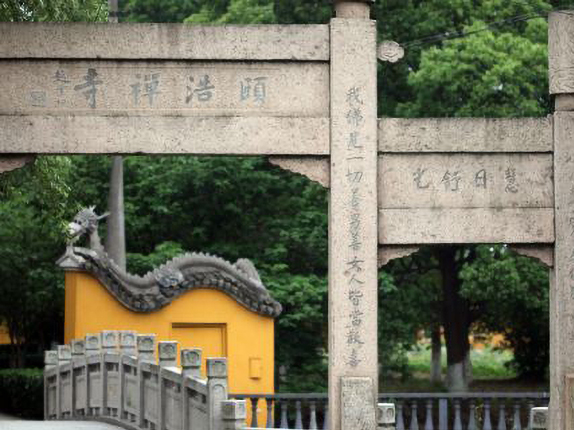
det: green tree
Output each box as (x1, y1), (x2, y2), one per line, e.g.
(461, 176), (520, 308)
(0, 157), (73, 367)
(0, 0), (107, 21)
(460, 246), (549, 378)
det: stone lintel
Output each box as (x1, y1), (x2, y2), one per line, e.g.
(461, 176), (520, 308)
(0, 23), (330, 61)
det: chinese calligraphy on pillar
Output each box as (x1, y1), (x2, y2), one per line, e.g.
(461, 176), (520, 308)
(344, 86), (367, 368)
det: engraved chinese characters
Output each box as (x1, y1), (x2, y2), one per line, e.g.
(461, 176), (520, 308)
(345, 86), (367, 369)
(0, 61), (327, 116)
(378, 153), (554, 245)
(380, 153), (553, 208)
(329, 18), (378, 430)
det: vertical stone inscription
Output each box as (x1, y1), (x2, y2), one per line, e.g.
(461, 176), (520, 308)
(329, 17), (378, 430)
(552, 112), (574, 430)
(341, 377), (377, 430)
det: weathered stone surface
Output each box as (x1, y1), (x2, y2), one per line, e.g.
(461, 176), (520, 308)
(555, 94), (574, 111)
(377, 152), (555, 245)
(377, 246), (420, 268)
(334, 1), (371, 19)
(329, 17), (378, 430)
(550, 112), (574, 430)
(377, 41), (404, 63)
(531, 407), (549, 430)
(0, 61), (327, 117)
(268, 156), (330, 187)
(509, 245), (554, 268)
(340, 377), (377, 430)
(549, 12), (574, 94)
(379, 153), (554, 209)
(0, 422), (125, 429)
(0, 155), (35, 174)
(0, 23), (329, 61)
(158, 341), (178, 367)
(101, 330), (119, 349)
(0, 116), (329, 155)
(379, 208), (554, 245)
(377, 403), (396, 430)
(378, 118), (552, 152)
(71, 340), (85, 356)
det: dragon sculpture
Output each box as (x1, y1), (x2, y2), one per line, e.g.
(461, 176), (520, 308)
(58, 207), (282, 317)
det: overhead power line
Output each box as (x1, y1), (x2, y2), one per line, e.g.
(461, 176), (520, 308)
(398, 2), (574, 49)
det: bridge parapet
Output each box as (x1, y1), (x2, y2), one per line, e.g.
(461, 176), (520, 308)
(44, 330), (246, 430)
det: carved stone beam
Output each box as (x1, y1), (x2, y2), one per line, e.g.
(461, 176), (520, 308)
(378, 246), (420, 268)
(268, 156), (330, 188)
(0, 155), (35, 174)
(509, 245), (554, 268)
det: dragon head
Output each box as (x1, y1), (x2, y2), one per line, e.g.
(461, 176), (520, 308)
(68, 206), (109, 245)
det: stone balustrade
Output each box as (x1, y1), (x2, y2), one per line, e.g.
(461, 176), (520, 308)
(44, 330), (247, 430)
(232, 393), (548, 430)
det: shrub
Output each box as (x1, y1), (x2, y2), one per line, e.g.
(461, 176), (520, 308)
(0, 368), (44, 419)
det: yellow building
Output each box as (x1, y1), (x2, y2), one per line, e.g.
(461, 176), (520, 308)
(0, 322), (10, 345)
(59, 220), (281, 425)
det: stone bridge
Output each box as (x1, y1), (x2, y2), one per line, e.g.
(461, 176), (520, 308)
(40, 330), (396, 430)
(43, 330), (246, 430)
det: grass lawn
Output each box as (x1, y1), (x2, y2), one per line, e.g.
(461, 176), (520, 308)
(380, 346), (548, 393)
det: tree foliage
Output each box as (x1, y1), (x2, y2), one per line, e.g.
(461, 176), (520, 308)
(0, 158), (74, 366)
(0, 0), (107, 21)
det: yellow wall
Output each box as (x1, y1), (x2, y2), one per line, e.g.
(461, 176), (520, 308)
(0, 323), (10, 345)
(65, 270), (274, 424)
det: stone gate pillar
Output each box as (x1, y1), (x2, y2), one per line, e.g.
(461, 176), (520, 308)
(329, 1), (378, 429)
(550, 11), (574, 430)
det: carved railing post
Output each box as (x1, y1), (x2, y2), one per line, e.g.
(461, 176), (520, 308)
(44, 350), (58, 420)
(531, 407), (548, 430)
(118, 331), (136, 421)
(71, 339), (85, 357)
(85, 333), (101, 356)
(120, 330), (137, 356)
(57, 345), (72, 419)
(207, 358), (229, 430)
(85, 334), (101, 416)
(222, 400), (247, 430)
(182, 348), (202, 378)
(135, 334), (156, 427)
(71, 339), (86, 417)
(158, 341), (178, 428)
(101, 330), (120, 417)
(137, 334), (156, 362)
(378, 403), (396, 430)
(159, 341), (178, 367)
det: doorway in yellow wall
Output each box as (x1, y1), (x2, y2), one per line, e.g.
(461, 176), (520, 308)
(171, 323), (227, 376)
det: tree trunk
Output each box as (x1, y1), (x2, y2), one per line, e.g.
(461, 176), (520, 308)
(463, 349), (473, 384)
(106, 156), (126, 270)
(430, 324), (442, 383)
(438, 247), (471, 392)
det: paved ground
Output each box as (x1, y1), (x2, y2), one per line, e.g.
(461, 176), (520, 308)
(0, 422), (124, 430)
(0, 413), (17, 421)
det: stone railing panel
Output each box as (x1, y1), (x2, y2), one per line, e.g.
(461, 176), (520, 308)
(45, 330), (243, 430)
(231, 393), (549, 430)
(121, 355), (139, 422)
